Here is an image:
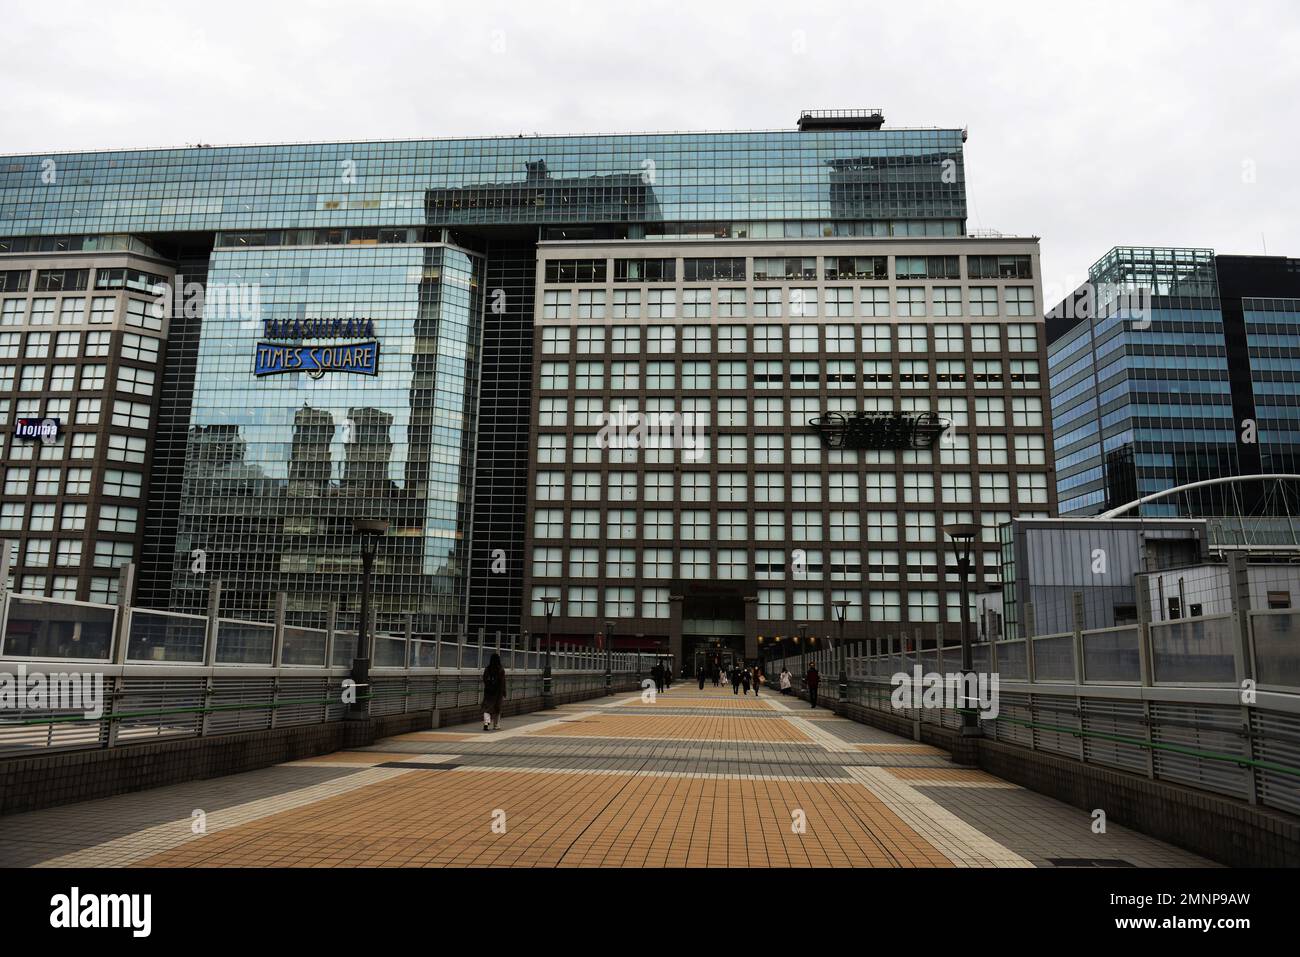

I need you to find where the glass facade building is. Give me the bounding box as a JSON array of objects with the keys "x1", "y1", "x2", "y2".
[
  {"x1": 0, "y1": 114, "x2": 972, "y2": 635},
  {"x1": 1048, "y1": 247, "x2": 1300, "y2": 518}
]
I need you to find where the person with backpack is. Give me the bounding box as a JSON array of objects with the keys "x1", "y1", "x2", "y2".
[{"x1": 482, "y1": 652, "x2": 507, "y2": 731}]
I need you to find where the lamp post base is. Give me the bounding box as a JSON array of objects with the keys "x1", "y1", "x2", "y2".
[
  {"x1": 542, "y1": 672, "x2": 553, "y2": 710},
  {"x1": 346, "y1": 657, "x2": 370, "y2": 721}
]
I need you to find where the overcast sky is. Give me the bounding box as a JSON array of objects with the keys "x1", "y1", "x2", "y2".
[{"x1": 2, "y1": 0, "x2": 1297, "y2": 296}]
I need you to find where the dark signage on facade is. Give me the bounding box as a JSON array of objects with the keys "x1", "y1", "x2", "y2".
[
  {"x1": 808, "y1": 411, "x2": 947, "y2": 450},
  {"x1": 13, "y1": 417, "x2": 62, "y2": 443},
  {"x1": 254, "y1": 317, "x2": 379, "y2": 379}
]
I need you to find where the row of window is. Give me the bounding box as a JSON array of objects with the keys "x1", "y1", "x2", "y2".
[
  {"x1": 12, "y1": 537, "x2": 134, "y2": 568},
  {"x1": 528, "y1": 585, "x2": 975, "y2": 624},
  {"x1": 536, "y1": 432, "x2": 1048, "y2": 467},
  {"x1": 537, "y1": 358, "x2": 1041, "y2": 391},
  {"x1": 530, "y1": 547, "x2": 999, "y2": 583},
  {"x1": 1, "y1": 467, "x2": 142, "y2": 497},
  {"x1": 12, "y1": 575, "x2": 119, "y2": 604},
  {"x1": 0, "y1": 266, "x2": 165, "y2": 294},
  {"x1": 543, "y1": 254, "x2": 1033, "y2": 284},
  {"x1": 0, "y1": 363, "x2": 155, "y2": 395},
  {"x1": 536, "y1": 396, "x2": 1045, "y2": 426},
  {"x1": 533, "y1": 509, "x2": 1018, "y2": 544},
  {"x1": 0, "y1": 295, "x2": 162, "y2": 331},
  {"x1": 539, "y1": 321, "x2": 1040, "y2": 353},
  {"x1": 539, "y1": 287, "x2": 1037, "y2": 320},
  {"x1": 0, "y1": 330, "x2": 159, "y2": 362},
  {"x1": 534, "y1": 473, "x2": 1051, "y2": 505},
  {"x1": 1, "y1": 500, "x2": 138, "y2": 532}
]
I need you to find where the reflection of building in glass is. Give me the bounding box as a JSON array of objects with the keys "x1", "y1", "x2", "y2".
[{"x1": 170, "y1": 244, "x2": 482, "y2": 633}]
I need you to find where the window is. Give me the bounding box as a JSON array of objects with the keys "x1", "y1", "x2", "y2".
[
  {"x1": 613, "y1": 258, "x2": 674, "y2": 282},
  {"x1": 895, "y1": 255, "x2": 959, "y2": 280},
  {"x1": 4, "y1": 468, "x2": 29, "y2": 495},
  {"x1": 93, "y1": 540, "x2": 134, "y2": 569},
  {"x1": 788, "y1": 288, "x2": 818, "y2": 318},
  {"x1": 612, "y1": 290, "x2": 641, "y2": 322},
  {"x1": 89, "y1": 297, "x2": 116, "y2": 324},
  {"x1": 908, "y1": 590, "x2": 941, "y2": 623},
  {"x1": 1017, "y1": 473, "x2": 1049, "y2": 504},
  {"x1": 0, "y1": 503, "x2": 23, "y2": 531},
  {"x1": 642, "y1": 549, "x2": 672, "y2": 579},
  {"x1": 541, "y1": 326, "x2": 570, "y2": 354},
  {"x1": 647, "y1": 326, "x2": 675, "y2": 355},
  {"x1": 860, "y1": 288, "x2": 890, "y2": 318},
  {"x1": 896, "y1": 287, "x2": 926, "y2": 317},
  {"x1": 542, "y1": 291, "x2": 571, "y2": 320},
  {"x1": 80, "y1": 364, "x2": 107, "y2": 390},
  {"x1": 682, "y1": 289, "x2": 712, "y2": 320},
  {"x1": 968, "y1": 254, "x2": 1032, "y2": 279},
  {"x1": 1015, "y1": 434, "x2": 1046, "y2": 465},
  {"x1": 717, "y1": 289, "x2": 747, "y2": 318},
  {"x1": 539, "y1": 362, "x2": 569, "y2": 390},
  {"x1": 124, "y1": 299, "x2": 161, "y2": 331},
  {"x1": 576, "y1": 291, "x2": 606, "y2": 322},
  {"x1": 65, "y1": 468, "x2": 92, "y2": 495},
  {"x1": 1013, "y1": 397, "x2": 1044, "y2": 427},
  {"x1": 1007, "y1": 323, "x2": 1038, "y2": 352},
  {"x1": 865, "y1": 473, "x2": 896, "y2": 503},
  {"x1": 679, "y1": 549, "x2": 710, "y2": 579},
  {"x1": 969, "y1": 287, "x2": 999, "y2": 317},
  {"x1": 860, "y1": 511, "x2": 891, "y2": 542},
  {"x1": 545, "y1": 259, "x2": 606, "y2": 283},
  {"x1": 718, "y1": 549, "x2": 748, "y2": 580},
  {"x1": 1006, "y1": 287, "x2": 1036, "y2": 316},
  {"x1": 85, "y1": 331, "x2": 110, "y2": 356},
  {"x1": 89, "y1": 577, "x2": 120, "y2": 605},
  {"x1": 753, "y1": 288, "x2": 782, "y2": 318},
  {"x1": 25, "y1": 539, "x2": 52, "y2": 567},
  {"x1": 70, "y1": 434, "x2": 96, "y2": 462},
  {"x1": 107, "y1": 434, "x2": 148, "y2": 463},
  {"x1": 980, "y1": 473, "x2": 1011, "y2": 504},
  {"x1": 76, "y1": 398, "x2": 102, "y2": 424},
  {"x1": 647, "y1": 290, "x2": 676, "y2": 319},
  {"x1": 826, "y1": 256, "x2": 887, "y2": 280},
  {"x1": 1, "y1": 300, "x2": 27, "y2": 325},
  {"x1": 758, "y1": 589, "x2": 785, "y2": 620},
  {"x1": 533, "y1": 508, "x2": 562, "y2": 539},
  {"x1": 567, "y1": 586, "x2": 597, "y2": 618},
  {"x1": 793, "y1": 590, "x2": 824, "y2": 621},
  {"x1": 642, "y1": 588, "x2": 669, "y2": 619},
  {"x1": 971, "y1": 324, "x2": 1000, "y2": 352},
  {"x1": 932, "y1": 287, "x2": 962, "y2": 317}
]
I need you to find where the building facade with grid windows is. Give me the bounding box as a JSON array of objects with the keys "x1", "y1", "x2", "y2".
[
  {"x1": 0, "y1": 112, "x2": 988, "y2": 638},
  {"x1": 522, "y1": 237, "x2": 1057, "y2": 666}
]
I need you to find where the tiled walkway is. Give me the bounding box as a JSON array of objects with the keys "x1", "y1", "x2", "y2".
[{"x1": 0, "y1": 684, "x2": 1210, "y2": 868}]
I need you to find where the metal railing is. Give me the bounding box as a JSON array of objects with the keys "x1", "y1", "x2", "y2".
[
  {"x1": 0, "y1": 588, "x2": 647, "y2": 759},
  {"x1": 769, "y1": 610, "x2": 1300, "y2": 819}
]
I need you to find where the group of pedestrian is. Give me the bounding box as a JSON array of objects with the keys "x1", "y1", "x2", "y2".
[
  {"x1": 773, "y1": 663, "x2": 820, "y2": 708},
  {"x1": 477, "y1": 651, "x2": 822, "y2": 736},
  {"x1": 723, "y1": 663, "x2": 765, "y2": 696},
  {"x1": 650, "y1": 660, "x2": 673, "y2": 693}
]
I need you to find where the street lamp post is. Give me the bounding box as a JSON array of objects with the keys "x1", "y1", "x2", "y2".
[
  {"x1": 604, "y1": 620, "x2": 615, "y2": 695},
  {"x1": 542, "y1": 596, "x2": 557, "y2": 709},
  {"x1": 348, "y1": 518, "x2": 389, "y2": 721},
  {"x1": 833, "y1": 599, "x2": 850, "y2": 704},
  {"x1": 798, "y1": 624, "x2": 807, "y2": 676},
  {"x1": 944, "y1": 522, "x2": 981, "y2": 738}
]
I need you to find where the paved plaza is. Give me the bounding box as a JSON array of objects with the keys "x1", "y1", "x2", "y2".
[{"x1": 0, "y1": 685, "x2": 1210, "y2": 868}]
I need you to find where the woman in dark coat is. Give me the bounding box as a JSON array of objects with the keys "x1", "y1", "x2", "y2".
[{"x1": 482, "y1": 652, "x2": 507, "y2": 731}]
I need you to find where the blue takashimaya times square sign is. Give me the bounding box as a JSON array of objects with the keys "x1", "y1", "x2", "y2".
[{"x1": 254, "y1": 317, "x2": 379, "y2": 379}]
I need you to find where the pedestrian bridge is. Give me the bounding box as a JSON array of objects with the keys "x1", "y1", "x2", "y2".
[{"x1": 0, "y1": 682, "x2": 1222, "y2": 868}]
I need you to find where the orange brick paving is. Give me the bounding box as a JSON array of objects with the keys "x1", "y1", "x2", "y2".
[
  {"x1": 293, "y1": 751, "x2": 432, "y2": 765},
  {"x1": 530, "y1": 713, "x2": 811, "y2": 742},
  {"x1": 130, "y1": 769, "x2": 952, "y2": 868}
]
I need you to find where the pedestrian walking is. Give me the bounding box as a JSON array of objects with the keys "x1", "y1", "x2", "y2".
[
  {"x1": 482, "y1": 652, "x2": 507, "y2": 731},
  {"x1": 780, "y1": 667, "x2": 793, "y2": 696},
  {"x1": 698, "y1": 667, "x2": 706, "y2": 690},
  {"x1": 752, "y1": 666, "x2": 763, "y2": 697},
  {"x1": 805, "y1": 664, "x2": 820, "y2": 710},
  {"x1": 741, "y1": 668, "x2": 751, "y2": 695}
]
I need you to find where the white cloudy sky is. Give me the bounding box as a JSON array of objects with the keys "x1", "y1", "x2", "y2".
[{"x1": 2, "y1": 0, "x2": 1298, "y2": 294}]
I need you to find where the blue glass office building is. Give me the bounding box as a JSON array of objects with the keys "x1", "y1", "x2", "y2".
[
  {"x1": 0, "y1": 113, "x2": 971, "y2": 633},
  {"x1": 1048, "y1": 247, "x2": 1300, "y2": 517}
]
